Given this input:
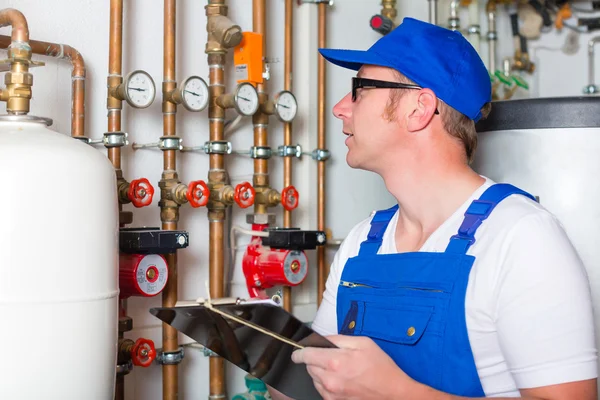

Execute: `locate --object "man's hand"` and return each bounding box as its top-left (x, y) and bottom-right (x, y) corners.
top-left (291, 335), bottom-right (417, 399)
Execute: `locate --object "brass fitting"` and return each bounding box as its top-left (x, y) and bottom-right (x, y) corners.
top-left (485, 0), bottom-right (497, 13)
top-left (158, 170), bottom-right (184, 224)
top-left (207, 169), bottom-right (231, 221)
top-left (2, 46), bottom-right (35, 114)
top-left (512, 51), bottom-right (535, 74)
top-left (260, 99), bottom-right (276, 115)
top-left (107, 75), bottom-right (123, 110)
top-left (117, 338), bottom-right (135, 365)
top-left (115, 169), bottom-right (131, 204)
top-left (381, 0), bottom-right (397, 21)
top-left (254, 187), bottom-right (281, 208)
top-left (206, 5), bottom-right (242, 53)
top-left (162, 81), bottom-right (178, 111)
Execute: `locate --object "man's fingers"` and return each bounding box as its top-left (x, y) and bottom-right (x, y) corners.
top-left (326, 334), bottom-right (369, 349)
top-left (291, 347), bottom-right (340, 369)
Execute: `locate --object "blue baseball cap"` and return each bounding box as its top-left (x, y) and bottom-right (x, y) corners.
top-left (318, 18), bottom-right (491, 122)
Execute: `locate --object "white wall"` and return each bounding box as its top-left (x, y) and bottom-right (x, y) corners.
top-left (1, 0), bottom-right (598, 399)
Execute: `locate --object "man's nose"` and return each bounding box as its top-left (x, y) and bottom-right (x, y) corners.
top-left (333, 92), bottom-right (352, 121)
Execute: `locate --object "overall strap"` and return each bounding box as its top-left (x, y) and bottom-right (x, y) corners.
top-left (358, 205), bottom-right (399, 256)
top-left (445, 183), bottom-right (537, 255)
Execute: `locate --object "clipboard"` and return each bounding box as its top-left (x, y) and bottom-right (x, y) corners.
top-left (150, 298), bottom-right (336, 400)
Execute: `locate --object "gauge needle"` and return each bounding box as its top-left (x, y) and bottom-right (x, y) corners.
top-left (238, 96), bottom-right (251, 101)
top-left (185, 90), bottom-right (200, 97)
top-left (279, 103), bottom-right (290, 109)
top-left (129, 87), bottom-right (147, 92)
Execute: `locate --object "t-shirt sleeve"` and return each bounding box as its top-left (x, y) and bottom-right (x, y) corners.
top-left (494, 212), bottom-right (598, 388)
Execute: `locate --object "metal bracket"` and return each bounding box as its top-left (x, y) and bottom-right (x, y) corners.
top-left (250, 146), bottom-right (272, 159)
top-left (156, 347), bottom-right (185, 365)
top-left (311, 148), bottom-right (331, 161)
top-left (204, 141), bottom-right (232, 155)
top-left (132, 136), bottom-right (183, 151)
top-left (103, 131), bottom-right (129, 148)
top-left (72, 136), bottom-right (103, 146)
top-left (297, 0), bottom-right (334, 5)
top-left (278, 144), bottom-right (302, 158)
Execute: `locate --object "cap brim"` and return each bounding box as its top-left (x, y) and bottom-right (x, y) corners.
top-left (318, 48), bottom-right (396, 71)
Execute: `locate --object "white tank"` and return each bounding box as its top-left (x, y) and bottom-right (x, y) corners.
top-left (473, 96), bottom-right (600, 380)
top-left (0, 115), bottom-right (119, 399)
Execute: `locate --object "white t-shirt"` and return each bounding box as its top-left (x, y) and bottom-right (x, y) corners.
top-left (312, 177), bottom-right (598, 397)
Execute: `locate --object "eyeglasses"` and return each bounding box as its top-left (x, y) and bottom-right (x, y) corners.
top-left (352, 77), bottom-right (440, 114)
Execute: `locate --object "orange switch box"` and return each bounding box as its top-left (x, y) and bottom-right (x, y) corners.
top-left (234, 32), bottom-right (264, 85)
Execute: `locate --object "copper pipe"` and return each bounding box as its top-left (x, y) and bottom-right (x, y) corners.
top-left (108, 0), bottom-right (123, 169)
top-left (0, 36), bottom-right (86, 137)
top-left (253, 0), bottom-right (270, 217)
top-left (317, 3), bottom-right (327, 306)
top-left (207, 1), bottom-right (229, 397)
top-left (0, 8), bottom-right (29, 43)
top-left (282, 0), bottom-right (294, 312)
top-left (161, 1), bottom-right (179, 399)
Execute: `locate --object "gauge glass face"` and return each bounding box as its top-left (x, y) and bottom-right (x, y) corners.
top-left (126, 71), bottom-right (155, 108)
top-left (182, 76), bottom-right (209, 111)
top-left (275, 91), bottom-right (298, 122)
top-left (235, 83), bottom-right (259, 116)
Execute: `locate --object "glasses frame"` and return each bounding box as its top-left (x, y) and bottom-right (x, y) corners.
top-left (352, 77), bottom-right (440, 114)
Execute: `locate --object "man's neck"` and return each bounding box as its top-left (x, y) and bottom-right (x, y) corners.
top-left (381, 163), bottom-right (485, 251)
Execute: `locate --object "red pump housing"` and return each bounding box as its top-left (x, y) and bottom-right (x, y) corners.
top-left (119, 253), bottom-right (168, 299)
top-left (242, 224), bottom-right (308, 298)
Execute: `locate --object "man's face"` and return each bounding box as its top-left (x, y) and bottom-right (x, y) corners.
top-left (332, 65), bottom-right (408, 172)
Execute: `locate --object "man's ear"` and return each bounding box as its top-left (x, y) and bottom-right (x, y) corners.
top-left (406, 89), bottom-right (438, 132)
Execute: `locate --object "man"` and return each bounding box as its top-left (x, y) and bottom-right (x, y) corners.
top-left (272, 17), bottom-right (598, 400)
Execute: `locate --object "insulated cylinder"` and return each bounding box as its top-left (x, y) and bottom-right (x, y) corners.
top-left (119, 253), bottom-right (168, 298)
top-left (0, 115), bottom-right (118, 399)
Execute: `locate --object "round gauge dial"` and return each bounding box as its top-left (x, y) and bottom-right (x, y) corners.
top-left (234, 82), bottom-right (259, 116)
top-left (181, 76), bottom-right (209, 112)
top-left (274, 90), bottom-right (298, 122)
top-left (124, 70), bottom-right (156, 109)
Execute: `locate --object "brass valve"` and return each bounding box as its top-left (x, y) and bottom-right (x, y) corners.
top-left (0, 45), bottom-right (41, 115)
top-left (512, 51), bottom-right (535, 74)
top-left (206, 4), bottom-right (242, 52)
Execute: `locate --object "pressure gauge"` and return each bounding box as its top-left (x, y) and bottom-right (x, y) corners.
top-left (180, 76), bottom-right (209, 112)
top-left (123, 70), bottom-right (156, 109)
top-left (274, 90), bottom-right (298, 122)
top-left (234, 82), bottom-right (259, 116)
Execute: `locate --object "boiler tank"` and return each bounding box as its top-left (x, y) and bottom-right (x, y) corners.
top-left (0, 115), bottom-right (119, 399)
top-left (473, 96), bottom-right (600, 375)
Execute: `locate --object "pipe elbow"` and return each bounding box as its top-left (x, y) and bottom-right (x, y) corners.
top-left (0, 8), bottom-right (29, 43)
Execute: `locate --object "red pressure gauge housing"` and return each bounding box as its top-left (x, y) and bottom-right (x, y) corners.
top-left (119, 253), bottom-right (169, 299)
top-left (242, 224), bottom-right (309, 298)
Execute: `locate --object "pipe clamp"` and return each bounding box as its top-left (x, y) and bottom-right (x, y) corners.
top-left (204, 140), bottom-right (232, 155)
top-left (250, 146), bottom-right (272, 159)
top-left (156, 347), bottom-right (185, 365)
top-left (311, 149), bottom-right (331, 161)
top-left (278, 144), bottom-right (302, 158)
top-left (103, 131), bottom-right (128, 148)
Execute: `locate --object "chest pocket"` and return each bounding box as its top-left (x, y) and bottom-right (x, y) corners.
top-left (338, 283), bottom-right (450, 388)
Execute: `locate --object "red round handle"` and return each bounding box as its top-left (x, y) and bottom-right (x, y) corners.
top-left (234, 182), bottom-right (255, 208)
top-left (186, 180), bottom-right (210, 208)
top-left (128, 178), bottom-right (155, 208)
top-left (131, 338), bottom-right (156, 368)
top-left (281, 185), bottom-right (299, 211)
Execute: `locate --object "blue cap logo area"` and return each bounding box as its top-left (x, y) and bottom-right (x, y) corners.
top-left (318, 18), bottom-right (492, 122)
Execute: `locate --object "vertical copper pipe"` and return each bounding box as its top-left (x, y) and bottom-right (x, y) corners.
top-left (108, 0), bottom-right (122, 169)
top-left (0, 36), bottom-right (86, 137)
top-left (317, 3), bottom-right (327, 306)
top-left (253, 0), bottom-right (269, 216)
top-left (0, 8), bottom-right (29, 43)
top-left (282, 0), bottom-right (294, 312)
top-left (162, 1), bottom-right (179, 399)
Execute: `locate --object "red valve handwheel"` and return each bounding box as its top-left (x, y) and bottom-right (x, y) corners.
top-left (128, 178), bottom-right (155, 208)
top-left (281, 185), bottom-right (299, 211)
top-left (131, 338), bottom-right (156, 368)
top-left (234, 182), bottom-right (255, 208)
top-left (186, 180), bottom-right (210, 208)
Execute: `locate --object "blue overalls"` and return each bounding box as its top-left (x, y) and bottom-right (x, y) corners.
top-left (336, 184), bottom-right (536, 396)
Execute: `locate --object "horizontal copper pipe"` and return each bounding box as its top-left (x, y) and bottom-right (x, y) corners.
top-left (0, 8), bottom-right (29, 43)
top-left (0, 35), bottom-right (86, 137)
